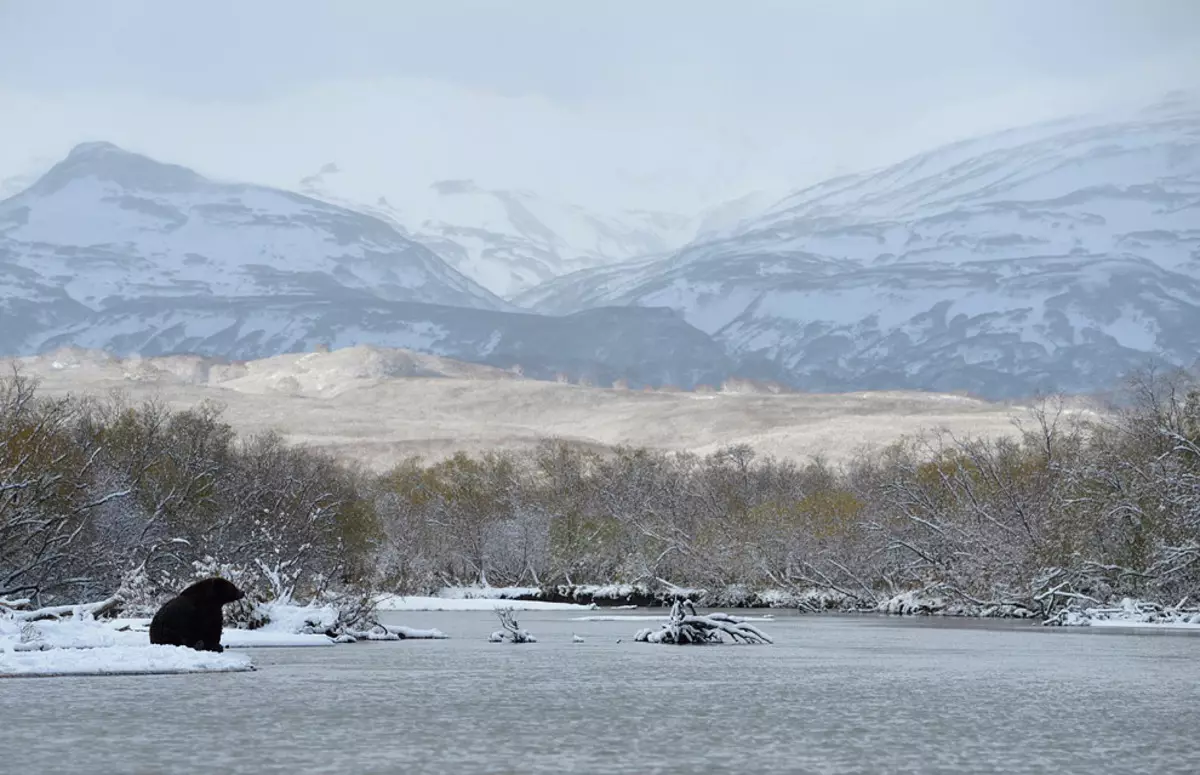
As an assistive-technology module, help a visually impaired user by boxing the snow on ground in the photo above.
[107,616,336,648]
[0,645,253,678]
[0,598,441,676]
[5,617,145,650]
[1,609,256,677]
[1052,598,1200,630]
[437,585,543,600]
[376,594,594,611]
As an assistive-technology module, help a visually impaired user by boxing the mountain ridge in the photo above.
[296,163,697,299]
[3,92,1197,399]
[522,93,1200,397]
[0,142,735,389]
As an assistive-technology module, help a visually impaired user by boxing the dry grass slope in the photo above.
[3,345,1096,470]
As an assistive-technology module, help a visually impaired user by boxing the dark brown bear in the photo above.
[148,577,245,652]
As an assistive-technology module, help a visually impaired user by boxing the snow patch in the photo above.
[1049,598,1200,630]
[0,645,254,678]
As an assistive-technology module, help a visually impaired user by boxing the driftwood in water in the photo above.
[488,607,537,643]
[633,599,773,644]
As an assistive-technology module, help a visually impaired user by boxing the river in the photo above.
[2,610,1198,774]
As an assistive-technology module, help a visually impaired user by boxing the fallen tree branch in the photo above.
[634,599,773,645]
[488,607,536,643]
[5,594,124,622]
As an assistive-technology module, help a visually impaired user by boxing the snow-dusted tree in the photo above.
[2,371,383,617]
[0,372,132,604]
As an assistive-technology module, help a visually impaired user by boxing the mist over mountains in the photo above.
[1,91,1196,398]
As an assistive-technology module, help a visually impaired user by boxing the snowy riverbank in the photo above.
[0,598,445,678]
[408,584,1200,633]
[7,586,1196,678]
[0,613,257,677]
[1047,598,1200,630]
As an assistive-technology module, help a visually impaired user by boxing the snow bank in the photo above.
[707,585,852,610]
[0,645,253,678]
[226,600,341,646]
[2,617,145,651]
[434,582,810,609]
[254,599,339,634]
[103,615,336,648]
[1,610,254,676]
[1050,598,1200,630]
[567,583,652,601]
[433,582,860,610]
[874,590,1038,619]
[376,594,593,611]
[437,585,542,600]
[0,595,451,676]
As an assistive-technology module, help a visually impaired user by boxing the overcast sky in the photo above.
[1,0,1198,211]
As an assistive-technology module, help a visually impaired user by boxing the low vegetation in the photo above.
[3,364,1199,622]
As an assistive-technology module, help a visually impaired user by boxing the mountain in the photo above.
[522,92,1200,398]
[0,143,732,388]
[0,141,505,307]
[298,164,695,299]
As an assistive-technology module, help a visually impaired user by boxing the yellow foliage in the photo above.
[796,490,865,540]
[745,489,864,541]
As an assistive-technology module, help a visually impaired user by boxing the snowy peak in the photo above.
[525,92,1200,398]
[297,164,697,299]
[24,141,209,198]
[0,143,735,391]
[743,95,1200,244]
[0,142,510,330]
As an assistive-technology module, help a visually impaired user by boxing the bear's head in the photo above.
[179,577,245,606]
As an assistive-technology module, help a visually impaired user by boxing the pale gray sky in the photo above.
[1,0,1198,211]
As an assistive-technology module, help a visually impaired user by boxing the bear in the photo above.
[148,577,245,652]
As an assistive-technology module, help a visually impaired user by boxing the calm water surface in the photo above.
[2,610,1199,774]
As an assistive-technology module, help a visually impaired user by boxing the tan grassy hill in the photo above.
[3,345,1099,470]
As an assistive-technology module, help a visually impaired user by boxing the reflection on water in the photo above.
[3,611,1199,774]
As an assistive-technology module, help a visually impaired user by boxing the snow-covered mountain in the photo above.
[0,142,733,388]
[522,92,1200,397]
[1,142,505,309]
[6,90,1196,399]
[298,164,695,299]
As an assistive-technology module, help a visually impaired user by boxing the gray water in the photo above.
[3,610,1199,774]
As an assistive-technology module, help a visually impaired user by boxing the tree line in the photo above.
[3,365,1198,619]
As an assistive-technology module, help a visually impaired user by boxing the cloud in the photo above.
[1,0,1197,213]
